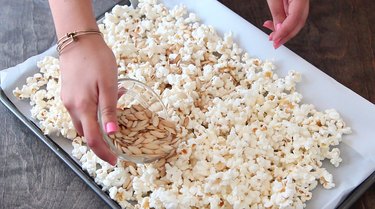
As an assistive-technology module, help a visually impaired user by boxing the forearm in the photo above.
[48,0,98,39]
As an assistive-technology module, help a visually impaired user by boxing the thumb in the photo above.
[99,80,119,135]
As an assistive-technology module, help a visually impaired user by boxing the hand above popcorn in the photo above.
[264,0,309,49]
[49,0,118,165]
[59,35,119,166]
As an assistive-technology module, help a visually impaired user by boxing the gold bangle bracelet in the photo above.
[56,30,103,55]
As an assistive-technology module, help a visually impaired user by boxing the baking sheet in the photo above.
[1,0,375,208]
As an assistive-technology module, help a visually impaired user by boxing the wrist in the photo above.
[57,29,103,55]
[56,26,99,40]
[58,33,108,56]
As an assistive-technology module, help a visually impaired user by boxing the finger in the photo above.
[269,31,275,41]
[263,20,275,31]
[273,24,302,49]
[61,95,84,136]
[267,0,287,27]
[272,0,309,47]
[272,19,305,49]
[69,111,84,136]
[118,87,126,99]
[270,22,284,41]
[98,74,118,135]
[283,0,290,15]
[81,113,117,165]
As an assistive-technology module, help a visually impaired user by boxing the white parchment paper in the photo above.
[1,1,374,208]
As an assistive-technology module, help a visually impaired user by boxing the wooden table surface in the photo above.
[0,0,374,208]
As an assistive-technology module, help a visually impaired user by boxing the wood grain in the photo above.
[0,0,374,208]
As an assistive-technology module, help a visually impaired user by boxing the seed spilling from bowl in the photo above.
[108,104,178,158]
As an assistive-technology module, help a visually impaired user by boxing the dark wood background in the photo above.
[0,0,374,208]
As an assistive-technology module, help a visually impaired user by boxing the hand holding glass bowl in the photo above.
[99,78,177,164]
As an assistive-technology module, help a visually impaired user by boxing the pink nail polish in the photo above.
[105,122,118,134]
[273,38,282,49]
[110,157,118,166]
[269,33,274,41]
[274,42,282,49]
[276,23,282,31]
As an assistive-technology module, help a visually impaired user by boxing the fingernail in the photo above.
[273,38,282,49]
[274,38,281,45]
[105,122,118,134]
[274,42,282,49]
[276,23,282,31]
[118,87,126,98]
[110,157,117,166]
[268,32,274,41]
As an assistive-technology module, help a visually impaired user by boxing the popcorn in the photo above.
[13,0,352,208]
[109,187,135,209]
[71,141,87,159]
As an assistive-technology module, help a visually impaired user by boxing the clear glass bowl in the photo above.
[99,78,170,164]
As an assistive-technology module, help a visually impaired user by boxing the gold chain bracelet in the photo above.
[56,30,103,55]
